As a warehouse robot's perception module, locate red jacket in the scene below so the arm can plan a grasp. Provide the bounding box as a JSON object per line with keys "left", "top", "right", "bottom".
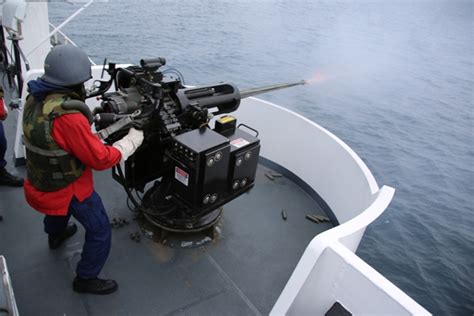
{"left": 0, "top": 98, "right": 7, "bottom": 121}
{"left": 24, "top": 113, "right": 121, "bottom": 215}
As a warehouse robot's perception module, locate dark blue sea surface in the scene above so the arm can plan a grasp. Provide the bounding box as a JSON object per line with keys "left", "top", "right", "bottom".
{"left": 50, "top": 1, "right": 473, "bottom": 314}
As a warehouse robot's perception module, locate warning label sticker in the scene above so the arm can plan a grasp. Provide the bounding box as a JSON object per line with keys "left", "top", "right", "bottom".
{"left": 230, "top": 138, "right": 250, "bottom": 148}
{"left": 175, "top": 166, "right": 189, "bottom": 186}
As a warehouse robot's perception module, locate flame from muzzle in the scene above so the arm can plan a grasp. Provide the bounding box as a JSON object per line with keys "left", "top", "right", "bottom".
{"left": 306, "top": 72, "right": 328, "bottom": 84}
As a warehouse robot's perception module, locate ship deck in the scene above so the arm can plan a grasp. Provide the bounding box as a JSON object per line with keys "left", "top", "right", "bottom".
{"left": 0, "top": 117, "right": 334, "bottom": 315}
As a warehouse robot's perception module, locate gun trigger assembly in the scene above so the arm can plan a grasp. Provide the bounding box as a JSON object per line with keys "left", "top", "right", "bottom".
{"left": 96, "top": 110, "right": 141, "bottom": 140}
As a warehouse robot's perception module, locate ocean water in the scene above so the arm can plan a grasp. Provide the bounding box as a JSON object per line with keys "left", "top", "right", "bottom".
{"left": 49, "top": 1, "right": 473, "bottom": 314}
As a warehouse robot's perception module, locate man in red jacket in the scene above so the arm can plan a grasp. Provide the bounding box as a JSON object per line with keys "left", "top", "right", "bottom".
{"left": 0, "top": 86, "right": 24, "bottom": 187}
{"left": 23, "top": 45, "right": 143, "bottom": 295}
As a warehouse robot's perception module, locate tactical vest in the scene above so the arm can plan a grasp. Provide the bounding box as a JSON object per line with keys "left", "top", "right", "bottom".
{"left": 22, "top": 93, "right": 86, "bottom": 192}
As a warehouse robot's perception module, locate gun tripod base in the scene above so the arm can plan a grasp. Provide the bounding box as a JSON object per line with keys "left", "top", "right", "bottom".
{"left": 142, "top": 207, "right": 223, "bottom": 233}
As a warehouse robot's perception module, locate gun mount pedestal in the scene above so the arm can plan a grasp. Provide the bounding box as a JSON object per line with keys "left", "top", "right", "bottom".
{"left": 141, "top": 183, "right": 223, "bottom": 233}
{"left": 134, "top": 180, "right": 223, "bottom": 248}
{"left": 137, "top": 175, "right": 222, "bottom": 234}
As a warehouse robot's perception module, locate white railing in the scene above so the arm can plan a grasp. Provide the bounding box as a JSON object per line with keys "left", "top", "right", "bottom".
{"left": 0, "top": 256, "right": 19, "bottom": 316}
{"left": 233, "top": 98, "right": 430, "bottom": 315}
{"left": 271, "top": 186, "right": 429, "bottom": 315}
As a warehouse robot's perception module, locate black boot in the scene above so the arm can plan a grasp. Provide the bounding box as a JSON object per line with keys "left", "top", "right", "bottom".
{"left": 48, "top": 223, "right": 78, "bottom": 249}
{"left": 0, "top": 168, "right": 23, "bottom": 187}
{"left": 73, "top": 277, "right": 118, "bottom": 295}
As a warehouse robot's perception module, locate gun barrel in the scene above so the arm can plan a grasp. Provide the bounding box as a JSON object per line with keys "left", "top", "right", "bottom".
{"left": 239, "top": 80, "right": 307, "bottom": 99}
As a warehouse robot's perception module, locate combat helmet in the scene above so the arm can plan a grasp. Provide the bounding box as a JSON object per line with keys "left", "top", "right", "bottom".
{"left": 42, "top": 44, "right": 92, "bottom": 86}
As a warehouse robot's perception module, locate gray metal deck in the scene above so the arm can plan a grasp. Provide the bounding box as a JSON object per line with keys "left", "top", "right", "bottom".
{"left": 0, "top": 117, "right": 333, "bottom": 315}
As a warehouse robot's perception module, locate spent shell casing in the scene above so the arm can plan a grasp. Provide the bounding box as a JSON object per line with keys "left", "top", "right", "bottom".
{"left": 305, "top": 214, "right": 321, "bottom": 224}
{"left": 265, "top": 173, "right": 275, "bottom": 181}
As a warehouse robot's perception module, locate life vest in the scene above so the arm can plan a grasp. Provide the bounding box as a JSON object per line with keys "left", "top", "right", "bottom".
{"left": 22, "top": 92, "right": 89, "bottom": 192}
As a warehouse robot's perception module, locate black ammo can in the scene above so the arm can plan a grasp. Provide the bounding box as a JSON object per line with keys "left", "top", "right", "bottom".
{"left": 225, "top": 128, "right": 260, "bottom": 193}
{"left": 170, "top": 128, "right": 230, "bottom": 211}
{"left": 215, "top": 116, "right": 260, "bottom": 195}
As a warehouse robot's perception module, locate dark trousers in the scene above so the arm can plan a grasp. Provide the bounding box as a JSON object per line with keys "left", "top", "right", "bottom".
{"left": 44, "top": 191, "right": 112, "bottom": 279}
{"left": 0, "top": 122, "right": 7, "bottom": 169}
